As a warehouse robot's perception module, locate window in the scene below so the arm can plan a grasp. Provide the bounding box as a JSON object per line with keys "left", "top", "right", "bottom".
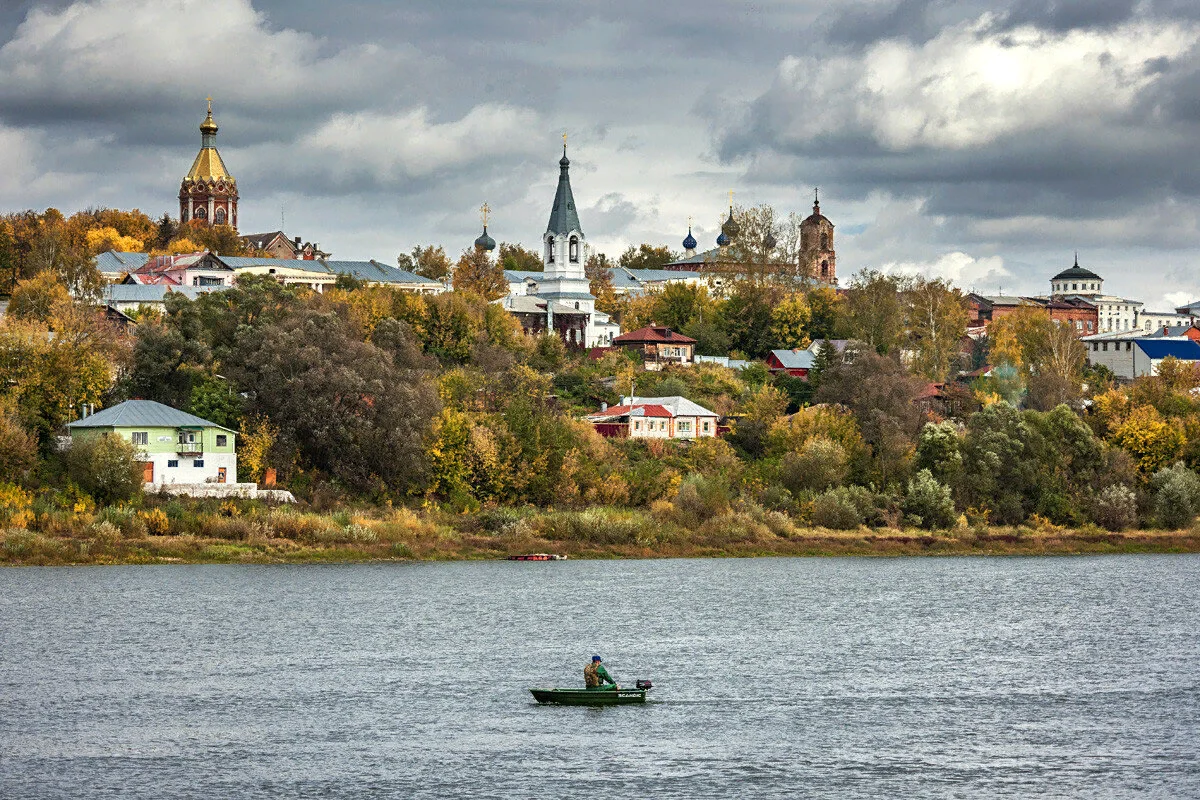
{"left": 1127, "top": 342, "right": 1132, "bottom": 351}
{"left": 1092, "top": 343, "right": 1098, "bottom": 351}
{"left": 193, "top": 459, "right": 204, "bottom": 468}
{"left": 167, "top": 460, "right": 179, "bottom": 468}
{"left": 214, "top": 208, "right": 226, "bottom": 225}
{"left": 1102, "top": 343, "right": 1108, "bottom": 351}
{"left": 703, "top": 421, "right": 711, "bottom": 432}
{"left": 547, "top": 237, "right": 555, "bottom": 264}
{"left": 194, "top": 206, "right": 207, "bottom": 220}
{"left": 131, "top": 432, "right": 148, "bottom": 446}
{"left": 820, "top": 232, "right": 828, "bottom": 250}
{"left": 216, "top": 435, "right": 227, "bottom": 447}
{"left": 1073, "top": 283, "right": 1077, "bottom": 290}
{"left": 634, "top": 421, "right": 641, "bottom": 431}
{"left": 569, "top": 236, "right": 579, "bottom": 263}
{"left": 574, "top": 302, "right": 579, "bottom": 310}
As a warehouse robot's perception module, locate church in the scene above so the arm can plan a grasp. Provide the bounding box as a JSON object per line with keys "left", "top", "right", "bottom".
{"left": 179, "top": 99, "right": 239, "bottom": 229}
{"left": 497, "top": 144, "right": 620, "bottom": 348}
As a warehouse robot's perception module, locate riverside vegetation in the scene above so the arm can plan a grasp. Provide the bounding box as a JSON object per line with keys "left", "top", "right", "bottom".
{"left": 5, "top": 205, "right": 1200, "bottom": 565}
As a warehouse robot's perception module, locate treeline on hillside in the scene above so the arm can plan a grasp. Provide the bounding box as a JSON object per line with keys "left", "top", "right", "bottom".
{"left": 5, "top": 256, "right": 1200, "bottom": 537}
{"left": 0, "top": 207, "right": 270, "bottom": 295}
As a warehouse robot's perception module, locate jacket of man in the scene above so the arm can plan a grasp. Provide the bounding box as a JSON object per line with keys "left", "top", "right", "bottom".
{"left": 584, "top": 660, "right": 616, "bottom": 688}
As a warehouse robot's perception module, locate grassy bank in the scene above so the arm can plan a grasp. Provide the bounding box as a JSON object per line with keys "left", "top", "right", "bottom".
{"left": 2, "top": 500, "right": 1199, "bottom": 565}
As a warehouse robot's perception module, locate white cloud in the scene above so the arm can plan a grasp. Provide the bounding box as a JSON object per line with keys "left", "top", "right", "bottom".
{"left": 763, "top": 15, "right": 1197, "bottom": 151}
{"left": 0, "top": 0, "right": 413, "bottom": 111}
{"left": 283, "top": 105, "right": 543, "bottom": 186}
{"left": 878, "top": 251, "right": 1010, "bottom": 287}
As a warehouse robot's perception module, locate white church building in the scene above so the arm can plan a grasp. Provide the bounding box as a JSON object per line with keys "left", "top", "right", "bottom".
{"left": 499, "top": 145, "right": 620, "bottom": 348}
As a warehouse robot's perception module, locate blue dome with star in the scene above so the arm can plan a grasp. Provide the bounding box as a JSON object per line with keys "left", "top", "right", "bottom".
{"left": 683, "top": 227, "right": 697, "bottom": 250}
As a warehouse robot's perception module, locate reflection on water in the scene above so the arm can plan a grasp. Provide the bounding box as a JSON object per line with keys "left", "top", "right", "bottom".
{"left": 1, "top": 556, "right": 1199, "bottom": 798}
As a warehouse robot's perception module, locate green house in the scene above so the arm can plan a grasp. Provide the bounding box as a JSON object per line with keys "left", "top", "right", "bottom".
{"left": 68, "top": 400, "right": 237, "bottom": 486}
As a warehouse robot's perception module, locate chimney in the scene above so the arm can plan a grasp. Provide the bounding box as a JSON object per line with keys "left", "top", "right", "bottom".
{"left": 600, "top": 401, "right": 608, "bottom": 412}
{"left": 294, "top": 236, "right": 301, "bottom": 247}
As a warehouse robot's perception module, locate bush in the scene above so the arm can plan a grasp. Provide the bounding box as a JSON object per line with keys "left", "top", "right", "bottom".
{"left": 671, "top": 474, "right": 731, "bottom": 529}
{"left": 812, "top": 487, "right": 864, "bottom": 530}
{"left": 66, "top": 434, "right": 143, "bottom": 506}
{"left": 903, "top": 469, "right": 957, "bottom": 530}
{"left": 0, "top": 483, "right": 34, "bottom": 528}
{"left": 1090, "top": 485, "right": 1138, "bottom": 532}
{"left": 1152, "top": 462, "right": 1200, "bottom": 529}
{"left": 780, "top": 437, "right": 849, "bottom": 493}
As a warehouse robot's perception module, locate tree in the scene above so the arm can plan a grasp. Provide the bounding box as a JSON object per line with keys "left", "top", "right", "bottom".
{"left": 806, "top": 286, "right": 844, "bottom": 341}
{"left": 498, "top": 242, "right": 543, "bottom": 272}
{"left": 843, "top": 270, "right": 908, "bottom": 355}
{"left": 654, "top": 282, "right": 713, "bottom": 332}
{"left": 585, "top": 253, "right": 618, "bottom": 315}
{"left": 904, "top": 469, "right": 957, "bottom": 529}
{"left": 7, "top": 272, "right": 71, "bottom": 323}
{"left": 399, "top": 245, "right": 452, "bottom": 281}
{"left": 85, "top": 226, "right": 143, "bottom": 254}
{"left": 178, "top": 220, "right": 248, "bottom": 256}
{"left": 1110, "top": 405, "right": 1184, "bottom": 476}
{"left": 0, "top": 402, "right": 37, "bottom": 484}
{"left": 619, "top": 244, "right": 678, "bottom": 270}
{"left": 452, "top": 247, "right": 507, "bottom": 300}
{"left": 717, "top": 282, "right": 775, "bottom": 358}
{"left": 224, "top": 307, "right": 440, "bottom": 491}
{"left": 905, "top": 277, "right": 968, "bottom": 381}
{"left": 67, "top": 433, "right": 143, "bottom": 506}
{"left": 769, "top": 293, "right": 812, "bottom": 349}
{"left": 1152, "top": 462, "right": 1200, "bottom": 529}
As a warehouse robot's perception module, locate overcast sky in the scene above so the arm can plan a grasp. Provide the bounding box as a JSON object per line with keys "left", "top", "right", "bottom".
{"left": 1, "top": 0, "right": 1199, "bottom": 307}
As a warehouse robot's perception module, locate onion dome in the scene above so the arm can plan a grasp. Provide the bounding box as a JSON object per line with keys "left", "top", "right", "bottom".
{"left": 474, "top": 225, "right": 496, "bottom": 251}
{"left": 763, "top": 231, "right": 777, "bottom": 250}
{"left": 721, "top": 207, "right": 740, "bottom": 240}
{"left": 682, "top": 226, "right": 697, "bottom": 251}
{"left": 716, "top": 230, "right": 730, "bottom": 247}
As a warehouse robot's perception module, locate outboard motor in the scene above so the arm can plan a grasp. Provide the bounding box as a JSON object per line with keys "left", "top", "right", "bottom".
{"left": 635, "top": 679, "right": 653, "bottom": 690}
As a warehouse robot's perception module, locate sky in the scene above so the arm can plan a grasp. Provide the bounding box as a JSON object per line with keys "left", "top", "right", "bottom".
{"left": 1, "top": 0, "right": 1199, "bottom": 308}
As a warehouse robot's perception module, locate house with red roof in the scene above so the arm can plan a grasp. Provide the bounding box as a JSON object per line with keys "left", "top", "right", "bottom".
{"left": 612, "top": 325, "right": 696, "bottom": 369}
{"left": 585, "top": 395, "right": 720, "bottom": 440}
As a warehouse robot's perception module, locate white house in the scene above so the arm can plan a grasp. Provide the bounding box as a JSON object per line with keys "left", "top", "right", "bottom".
{"left": 585, "top": 395, "right": 720, "bottom": 440}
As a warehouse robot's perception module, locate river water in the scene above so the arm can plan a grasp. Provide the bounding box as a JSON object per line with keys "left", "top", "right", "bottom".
{"left": 1, "top": 556, "right": 1198, "bottom": 798}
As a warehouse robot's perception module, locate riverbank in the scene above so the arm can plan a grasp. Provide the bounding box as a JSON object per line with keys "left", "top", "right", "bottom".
{"left": 2, "top": 502, "right": 1199, "bottom": 564}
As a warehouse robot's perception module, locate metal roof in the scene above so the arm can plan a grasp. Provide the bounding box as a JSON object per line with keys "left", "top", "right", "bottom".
{"left": 768, "top": 349, "right": 816, "bottom": 369}
{"left": 95, "top": 251, "right": 151, "bottom": 274}
{"left": 547, "top": 149, "right": 582, "bottom": 235}
{"left": 621, "top": 395, "right": 718, "bottom": 417}
{"left": 67, "top": 400, "right": 234, "bottom": 432}
{"left": 103, "top": 285, "right": 222, "bottom": 303}
{"left": 1135, "top": 340, "right": 1200, "bottom": 360}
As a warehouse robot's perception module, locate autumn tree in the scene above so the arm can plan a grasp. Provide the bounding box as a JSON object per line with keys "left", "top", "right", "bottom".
{"left": 652, "top": 282, "right": 714, "bottom": 332}
{"left": 905, "top": 277, "right": 969, "bottom": 381}
{"left": 66, "top": 433, "right": 144, "bottom": 506}
{"left": 769, "top": 293, "right": 812, "bottom": 349}
{"left": 806, "top": 285, "right": 844, "bottom": 341}
{"left": 178, "top": 220, "right": 248, "bottom": 255}
{"left": 585, "top": 253, "right": 619, "bottom": 315}
{"left": 7, "top": 272, "right": 72, "bottom": 323}
{"left": 452, "top": 246, "right": 507, "bottom": 300}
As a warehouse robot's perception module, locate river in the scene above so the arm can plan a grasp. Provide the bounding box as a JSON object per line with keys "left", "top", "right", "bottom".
{"left": 1, "top": 556, "right": 1198, "bottom": 798}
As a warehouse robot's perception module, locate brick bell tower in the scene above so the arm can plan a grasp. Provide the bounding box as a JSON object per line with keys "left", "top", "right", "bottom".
{"left": 179, "top": 98, "right": 239, "bottom": 229}
{"left": 800, "top": 188, "right": 835, "bottom": 284}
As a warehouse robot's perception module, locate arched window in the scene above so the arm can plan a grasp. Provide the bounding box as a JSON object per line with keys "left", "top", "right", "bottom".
{"left": 181, "top": 209, "right": 189, "bottom": 223}
{"left": 547, "top": 237, "right": 555, "bottom": 264}
{"left": 195, "top": 206, "right": 208, "bottom": 220}
{"left": 574, "top": 302, "right": 580, "bottom": 310}
{"left": 214, "top": 208, "right": 227, "bottom": 225}
{"left": 820, "top": 232, "right": 828, "bottom": 250}
{"left": 820, "top": 260, "right": 829, "bottom": 278}
{"left": 569, "top": 236, "right": 579, "bottom": 263}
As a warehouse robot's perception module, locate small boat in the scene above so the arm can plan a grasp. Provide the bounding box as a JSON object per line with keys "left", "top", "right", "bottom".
{"left": 507, "top": 553, "right": 567, "bottom": 561}
{"left": 530, "top": 680, "right": 652, "bottom": 706}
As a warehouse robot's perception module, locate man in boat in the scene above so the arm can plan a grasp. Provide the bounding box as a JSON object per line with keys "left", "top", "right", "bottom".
{"left": 584, "top": 655, "right": 618, "bottom": 690}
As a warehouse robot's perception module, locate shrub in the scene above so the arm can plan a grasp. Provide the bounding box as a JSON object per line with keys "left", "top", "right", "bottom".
{"left": 903, "top": 469, "right": 957, "bottom": 530}
{"left": 66, "top": 434, "right": 143, "bottom": 506}
{"left": 1090, "top": 485, "right": 1138, "bottom": 532}
{"left": 671, "top": 474, "right": 731, "bottom": 529}
{"left": 139, "top": 508, "right": 171, "bottom": 536}
{"left": 780, "top": 437, "right": 849, "bottom": 493}
{"left": 812, "top": 488, "right": 863, "bottom": 530}
{"left": 0, "top": 483, "right": 34, "bottom": 528}
{"left": 1152, "top": 462, "right": 1200, "bottom": 529}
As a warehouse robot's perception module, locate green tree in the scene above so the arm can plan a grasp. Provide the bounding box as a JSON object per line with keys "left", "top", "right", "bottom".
{"left": 905, "top": 277, "right": 968, "bottom": 381}
{"left": 653, "top": 282, "right": 713, "bottom": 332}
{"left": 399, "top": 245, "right": 452, "bottom": 281}
{"left": 67, "top": 433, "right": 143, "bottom": 506}
{"left": 619, "top": 244, "right": 678, "bottom": 270}
{"left": 498, "top": 242, "right": 543, "bottom": 272}
{"left": 7, "top": 272, "right": 71, "bottom": 323}
{"left": 844, "top": 270, "right": 908, "bottom": 355}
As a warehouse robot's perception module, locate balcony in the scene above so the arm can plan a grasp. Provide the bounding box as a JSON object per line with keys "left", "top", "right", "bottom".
{"left": 176, "top": 429, "right": 204, "bottom": 456}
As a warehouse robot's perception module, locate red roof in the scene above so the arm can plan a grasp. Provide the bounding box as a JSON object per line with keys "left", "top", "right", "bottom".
{"left": 613, "top": 325, "right": 697, "bottom": 345}
{"left": 588, "top": 403, "right": 673, "bottom": 418}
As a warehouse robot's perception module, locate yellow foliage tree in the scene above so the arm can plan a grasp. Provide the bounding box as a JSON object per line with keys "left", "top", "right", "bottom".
{"left": 85, "top": 226, "right": 144, "bottom": 254}
{"left": 7, "top": 272, "right": 71, "bottom": 323}
{"left": 238, "top": 416, "right": 279, "bottom": 484}
{"left": 1110, "top": 404, "right": 1184, "bottom": 476}
{"left": 769, "top": 293, "right": 812, "bottom": 350}
{"left": 0, "top": 483, "right": 34, "bottom": 528}
{"left": 167, "top": 237, "right": 203, "bottom": 255}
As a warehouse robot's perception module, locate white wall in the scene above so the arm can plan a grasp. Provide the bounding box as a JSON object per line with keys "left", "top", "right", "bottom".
{"left": 145, "top": 452, "right": 237, "bottom": 485}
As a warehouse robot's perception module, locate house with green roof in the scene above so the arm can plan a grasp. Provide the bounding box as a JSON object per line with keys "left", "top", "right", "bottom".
{"left": 68, "top": 400, "right": 238, "bottom": 488}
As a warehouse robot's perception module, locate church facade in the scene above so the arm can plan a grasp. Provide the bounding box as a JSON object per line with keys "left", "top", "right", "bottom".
{"left": 499, "top": 146, "right": 619, "bottom": 348}
{"left": 179, "top": 100, "right": 239, "bottom": 229}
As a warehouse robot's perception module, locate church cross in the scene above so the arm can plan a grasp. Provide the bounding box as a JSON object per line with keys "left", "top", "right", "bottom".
{"left": 480, "top": 202, "right": 490, "bottom": 227}
{"left": 206, "top": 96, "right": 213, "bottom": 114}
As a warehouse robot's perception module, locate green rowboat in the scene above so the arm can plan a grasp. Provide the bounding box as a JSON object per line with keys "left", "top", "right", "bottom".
{"left": 529, "top": 687, "right": 648, "bottom": 705}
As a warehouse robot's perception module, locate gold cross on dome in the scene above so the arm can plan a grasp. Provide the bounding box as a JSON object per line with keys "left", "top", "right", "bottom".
{"left": 729, "top": 189, "right": 734, "bottom": 208}
{"left": 480, "top": 202, "right": 490, "bottom": 226}
{"left": 206, "top": 96, "right": 213, "bottom": 113}
{"left": 563, "top": 131, "right": 568, "bottom": 148}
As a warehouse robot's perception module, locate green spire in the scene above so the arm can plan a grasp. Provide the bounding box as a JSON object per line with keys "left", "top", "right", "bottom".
{"left": 546, "top": 141, "right": 582, "bottom": 236}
